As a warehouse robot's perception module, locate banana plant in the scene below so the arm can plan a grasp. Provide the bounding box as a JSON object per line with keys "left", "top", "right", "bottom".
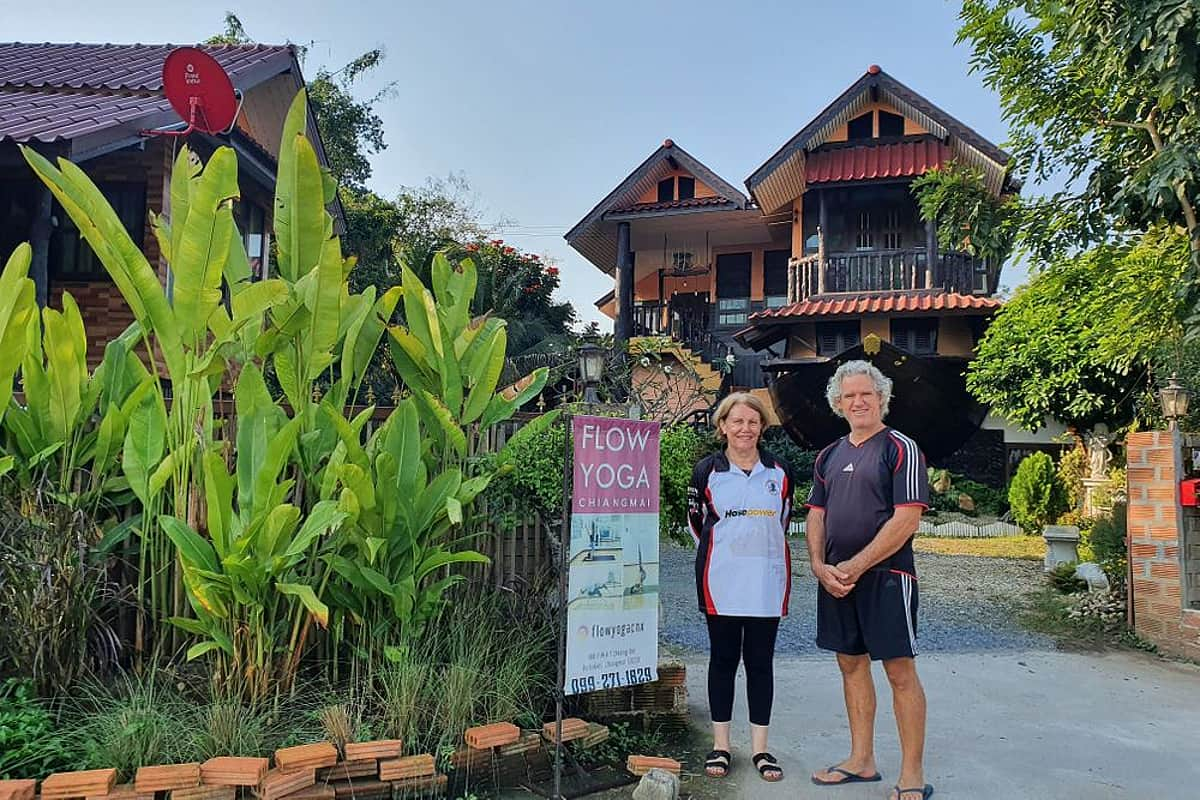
{"left": 316, "top": 397, "right": 490, "bottom": 659}
{"left": 2, "top": 292, "right": 150, "bottom": 514}
{"left": 388, "top": 254, "right": 549, "bottom": 468}
{"left": 162, "top": 363, "right": 348, "bottom": 700}
{"left": 0, "top": 244, "right": 39, "bottom": 478}
{"left": 20, "top": 142, "right": 290, "bottom": 637}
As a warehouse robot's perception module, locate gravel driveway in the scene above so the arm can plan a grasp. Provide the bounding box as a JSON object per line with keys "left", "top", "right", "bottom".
{"left": 659, "top": 538, "right": 1053, "bottom": 656}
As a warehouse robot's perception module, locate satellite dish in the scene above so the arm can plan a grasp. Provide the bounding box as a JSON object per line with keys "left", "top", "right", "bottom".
{"left": 144, "top": 46, "right": 242, "bottom": 138}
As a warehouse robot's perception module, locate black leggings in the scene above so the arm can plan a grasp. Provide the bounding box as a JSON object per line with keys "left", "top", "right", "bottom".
{"left": 705, "top": 614, "right": 780, "bottom": 726}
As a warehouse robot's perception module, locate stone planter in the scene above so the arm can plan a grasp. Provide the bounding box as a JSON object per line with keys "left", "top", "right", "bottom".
{"left": 1042, "top": 524, "right": 1080, "bottom": 572}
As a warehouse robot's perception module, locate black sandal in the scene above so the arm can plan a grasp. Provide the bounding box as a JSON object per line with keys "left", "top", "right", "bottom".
{"left": 704, "top": 749, "right": 731, "bottom": 778}
{"left": 752, "top": 752, "right": 783, "bottom": 782}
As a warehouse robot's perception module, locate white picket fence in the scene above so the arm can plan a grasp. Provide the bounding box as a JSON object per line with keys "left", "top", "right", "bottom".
{"left": 789, "top": 518, "right": 1021, "bottom": 538}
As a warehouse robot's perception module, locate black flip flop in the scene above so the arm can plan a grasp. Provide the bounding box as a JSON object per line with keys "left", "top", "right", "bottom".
{"left": 892, "top": 784, "right": 934, "bottom": 800}
{"left": 704, "top": 749, "right": 731, "bottom": 778}
{"left": 752, "top": 752, "right": 783, "bottom": 782}
{"left": 811, "top": 765, "right": 883, "bottom": 785}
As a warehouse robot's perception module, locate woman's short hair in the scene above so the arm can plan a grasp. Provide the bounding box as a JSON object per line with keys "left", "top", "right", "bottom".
{"left": 712, "top": 391, "right": 767, "bottom": 441}
{"left": 825, "top": 360, "right": 893, "bottom": 418}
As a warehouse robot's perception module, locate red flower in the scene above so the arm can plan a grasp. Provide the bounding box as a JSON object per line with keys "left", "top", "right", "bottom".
{"left": 491, "top": 239, "right": 504, "bottom": 246}
{"left": 546, "top": 266, "right": 559, "bottom": 276}
{"left": 465, "top": 243, "right": 479, "bottom": 252}
{"left": 502, "top": 246, "right": 515, "bottom": 255}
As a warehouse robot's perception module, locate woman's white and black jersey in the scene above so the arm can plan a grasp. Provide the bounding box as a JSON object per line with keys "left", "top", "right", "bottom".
{"left": 687, "top": 450, "right": 794, "bottom": 617}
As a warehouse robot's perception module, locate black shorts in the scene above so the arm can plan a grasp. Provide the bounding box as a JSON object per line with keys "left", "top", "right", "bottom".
{"left": 816, "top": 568, "right": 919, "bottom": 660}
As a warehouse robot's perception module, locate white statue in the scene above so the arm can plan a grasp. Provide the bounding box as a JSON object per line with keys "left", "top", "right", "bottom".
{"left": 1087, "top": 433, "right": 1112, "bottom": 480}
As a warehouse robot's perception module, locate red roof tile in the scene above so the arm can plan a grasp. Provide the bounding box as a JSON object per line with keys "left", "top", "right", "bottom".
{"left": 805, "top": 139, "right": 950, "bottom": 184}
{"left": 752, "top": 291, "right": 1001, "bottom": 319}
{"left": 610, "top": 195, "right": 734, "bottom": 214}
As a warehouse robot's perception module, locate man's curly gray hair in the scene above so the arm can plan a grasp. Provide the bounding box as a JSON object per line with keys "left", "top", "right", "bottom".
{"left": 826, "top": 360, "right": 893, "bottom": 418}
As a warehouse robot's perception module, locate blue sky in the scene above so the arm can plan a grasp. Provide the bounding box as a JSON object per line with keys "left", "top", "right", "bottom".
{"left": 2, "top": 0, "right": 1040, "bottom": 329}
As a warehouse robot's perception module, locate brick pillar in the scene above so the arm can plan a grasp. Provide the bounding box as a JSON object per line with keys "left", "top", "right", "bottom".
{"left": 1126, "top": 430, "right": 1200, "bottom": 660}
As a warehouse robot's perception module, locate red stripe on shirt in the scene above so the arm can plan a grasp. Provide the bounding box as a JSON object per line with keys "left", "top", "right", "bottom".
{"left": 889, "top": 431, "right": 906, "bottom": 474}
{"left": 702, "top": 485, "right": 718, "bottom": 614}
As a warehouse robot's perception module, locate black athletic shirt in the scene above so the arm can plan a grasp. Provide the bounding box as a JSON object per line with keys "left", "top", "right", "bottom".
{"left": 805, "top": 427, "right": 929, "bottom": 575}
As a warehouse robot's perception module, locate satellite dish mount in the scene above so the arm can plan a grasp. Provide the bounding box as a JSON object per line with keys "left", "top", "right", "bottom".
{"left": 142, "top": 46, "right": 243, "bottom": 138}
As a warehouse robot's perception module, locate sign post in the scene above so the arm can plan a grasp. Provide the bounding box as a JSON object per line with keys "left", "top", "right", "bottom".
{"left": 549, "top": 414, "right": 661, "bottom": 798}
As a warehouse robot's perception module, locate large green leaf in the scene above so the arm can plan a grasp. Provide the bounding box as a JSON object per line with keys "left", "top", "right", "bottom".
{"left": 401, "top": 263, "right": 443, "bottom": 364}
{"left": 303, "top": 237, "right": 343, "bottom": 377}
{"left": 160, "top": 515, "right": 220, "bottom": 573}
{"left": 274, "top": 92, "right": 324, "bottom": 282}
{"left": 173, "top": 147, "right": 239, "bottom": 345}
{"left": 276, "top": 581, "right": 329, "bottom": 628}
{"left": 169, "top": 146, "right": 202, "bottom": 269}
{"left": 41, "top": 302, "right": 85, "bottom": 442}
{"left": 282, "top": 500, "right": 347, "bottom": 559}
{"left": 387, "top": 326, "right": 434, "bottom": 392}
{"left": 20, "top": 148, "right": 182, "bottom": 374}
{"left": 0, "top": 246, "right": 35, "bottom": 425}
{"left": 462, "top": 323, "right": 506, "bottom": 423}
{"left": 123, "top": 388, "right": 166, "bottom": 506}
{"left": 416, "top": 548, "right": 490, "bottom": 581}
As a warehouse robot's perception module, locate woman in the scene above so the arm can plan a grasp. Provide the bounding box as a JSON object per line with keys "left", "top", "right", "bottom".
{"left": 687, "top": 392, "right": 793, "bottom": 783}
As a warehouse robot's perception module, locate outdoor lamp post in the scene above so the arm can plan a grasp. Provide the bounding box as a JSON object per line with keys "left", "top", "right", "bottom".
{"left": 578, "top": 343, "right": 604, "bottom": 404}
{"left": 1160, "top": 372, "right": 1191, "bottom": 429}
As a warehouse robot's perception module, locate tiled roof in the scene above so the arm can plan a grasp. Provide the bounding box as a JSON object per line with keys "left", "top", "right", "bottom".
{"left": 751, "top": 291, "right": 1001, "bottom": 319}
{"left": 805, "top": 139, "right": 950, "bottom": 184}
{"left": 0, "top": 87, "right": 171, "bottom": 143}
{"left": 0, "top": 42, "right": 291, "bottom": 93}
{"left": 0, "top": 42, "right": 294, "bottom": 145}
{"left": 610, "top": 195, "right": 734, "bottom": 214}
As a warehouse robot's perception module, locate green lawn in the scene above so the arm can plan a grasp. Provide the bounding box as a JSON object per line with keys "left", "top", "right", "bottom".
{"left": 913, "top": 535, "right": 1045, "bottom": 561}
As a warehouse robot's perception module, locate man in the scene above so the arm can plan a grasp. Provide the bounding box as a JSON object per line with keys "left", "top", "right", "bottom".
{"left": 806, "top": 360, "right": 932, "bottom": 800}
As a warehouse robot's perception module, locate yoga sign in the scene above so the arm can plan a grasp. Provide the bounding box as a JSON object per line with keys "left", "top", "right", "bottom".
{"left": 564, "top": 415, "right": 661, "bottom": 695}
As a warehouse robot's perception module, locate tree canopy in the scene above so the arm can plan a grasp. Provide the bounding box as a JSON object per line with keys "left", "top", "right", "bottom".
{"left": 958, "top": 1, "right": 1200, "bottom": 297}
{"left": 966, "top": 229, "right": 1188, "bottom": 431}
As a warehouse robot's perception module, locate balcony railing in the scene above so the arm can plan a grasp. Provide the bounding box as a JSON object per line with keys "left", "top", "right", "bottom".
{"left": 788, "top": 248, "right": 984, "bottom": 302}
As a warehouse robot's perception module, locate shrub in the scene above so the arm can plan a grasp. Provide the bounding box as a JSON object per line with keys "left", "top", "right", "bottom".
{"left": 660, "top": 425, "right": 718, "bottom": 543}
{"left": 1056, "top": 444, "right": 1087, "bottom": 510}
{"left": 0, "top": 679, "right": 74, "bottom": 779}
{"left": 1049, "top": 561, "right": 1087, "bottom": 594}
{"left": 1009, "top": 452, "right": 1068, "bottom": 534}
{"left": 486, "top": 416, "right": 718, "bottom": 543}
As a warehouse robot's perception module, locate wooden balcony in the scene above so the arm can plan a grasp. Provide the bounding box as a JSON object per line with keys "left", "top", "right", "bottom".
{"left": 787, "top": 247, "right": 985, "bottom": 302}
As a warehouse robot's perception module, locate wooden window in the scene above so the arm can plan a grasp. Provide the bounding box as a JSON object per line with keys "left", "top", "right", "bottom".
{"left": 763, "top": 249, "right": 790, "bottom": 307}
{"left": 891, "top": 317, "right": 939, "bottom": 355}
{"left": 657, "top": 177, "right": 674, "bottom": 203}
{"left": 816, "top": 321, "right": 860, "bottom": 356}
{"left": 847, "top": 112, "right": 873, "bottom": 141}
{"left": 856, "top": 210, "right": 874, "bottom": 250}
{"left": 677, "top": 176, "right": 695, "bottom": 200}
{"left": 716, "top": 252, "right": 752, "bottom": 325}
{"left": 50, "top": 182, "right": 145, "bottom": 281}
{"left": 878, "top": 110, "right": 905, "bottom": 137}
{"left": 882, "top": 208, "right": 902, "bottom": 249}
{"left": 232, "top": 201, "right": 271, "bottom": 280}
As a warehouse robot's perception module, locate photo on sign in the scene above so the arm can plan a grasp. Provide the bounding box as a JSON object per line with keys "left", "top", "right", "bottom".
{"left": 620, "top": 514, "right": 660, "bottom": 600}
{"left": 570, "top": 514, "right": 623, "bottom": 566}
{"left": 568, "top": 560, "right": 623, "bottom": 612}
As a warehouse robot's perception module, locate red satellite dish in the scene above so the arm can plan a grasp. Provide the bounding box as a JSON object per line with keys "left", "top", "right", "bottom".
{"left": 147, "top": 46, "right": 242, "bottom": 138}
